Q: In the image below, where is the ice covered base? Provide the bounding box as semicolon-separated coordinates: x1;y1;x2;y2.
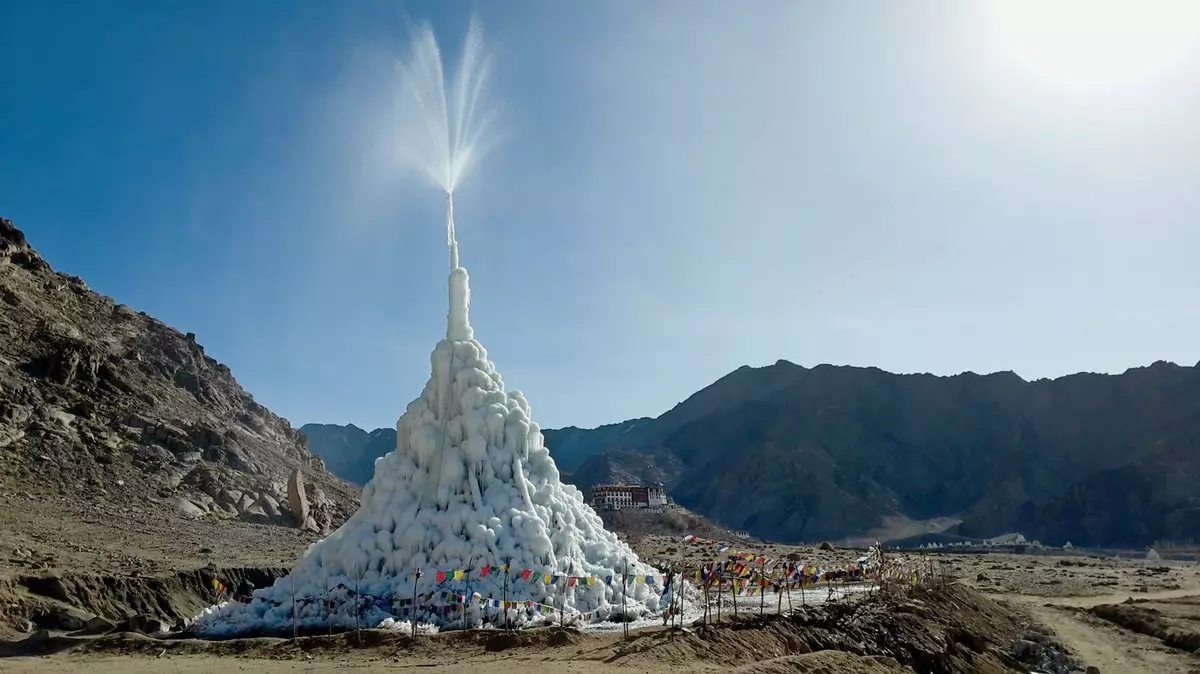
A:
193;268;661;636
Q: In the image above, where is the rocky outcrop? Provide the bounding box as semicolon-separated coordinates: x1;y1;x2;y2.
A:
287;469;310;529
0;217;358;529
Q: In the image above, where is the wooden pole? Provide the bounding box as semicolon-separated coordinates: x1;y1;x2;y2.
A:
323;574;331;636
759;560;765;618
502;561;510;632
412;568;420;639
716;568;723;624
462;568;470;630
776;566;784;615
679;565;687;627
732;578;738;619
559;565;568;629
785;564;793;614
622;560;629;639
291;577;297;640
354;571;361;645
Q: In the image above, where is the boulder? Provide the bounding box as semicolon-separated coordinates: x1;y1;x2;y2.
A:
256;494;281;518
216;489;243;507
236;493;257;513
819;541;835;551
174;498;206;519
51;608;87;631
302;515;320;533
288;469;309;527
83;616;116;634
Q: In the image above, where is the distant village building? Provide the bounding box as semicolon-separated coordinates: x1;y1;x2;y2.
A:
589;483;667;510
733;531;751;540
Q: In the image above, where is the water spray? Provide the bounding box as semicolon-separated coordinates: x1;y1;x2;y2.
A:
447;191;458;271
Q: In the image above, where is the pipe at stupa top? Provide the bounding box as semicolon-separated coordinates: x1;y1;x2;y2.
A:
446;194;473;342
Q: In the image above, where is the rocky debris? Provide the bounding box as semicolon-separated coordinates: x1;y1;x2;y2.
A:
0;216;357;536
287;469;309;528
1009;629;1079;674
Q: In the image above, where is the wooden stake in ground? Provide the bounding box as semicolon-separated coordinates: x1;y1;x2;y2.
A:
732;578;738;619
776;567;784;615
291;577;298;640
323;573;331;636
461;568;470;630
412;568;422;639
759;559;766;617
502;561;510;632
559;564;569;628
801;569;807;607
716;568;723;624
621;559;629;640
353;570;362;645
681;561;691;623
785;563;793;614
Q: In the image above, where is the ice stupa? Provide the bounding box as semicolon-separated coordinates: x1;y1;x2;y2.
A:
195;198;661;636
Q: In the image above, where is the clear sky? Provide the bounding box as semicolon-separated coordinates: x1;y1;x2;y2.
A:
2;1;1199;432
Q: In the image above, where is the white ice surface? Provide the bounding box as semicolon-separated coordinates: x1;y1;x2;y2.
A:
195;266;660;636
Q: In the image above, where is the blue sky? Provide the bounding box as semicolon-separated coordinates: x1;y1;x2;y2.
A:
2;1;1199;432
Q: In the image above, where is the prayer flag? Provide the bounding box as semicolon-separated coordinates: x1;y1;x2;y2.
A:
454;570;465;581
480;565;491;578
435;571;447;583
567;576;577;587
521;569;533;581
586;577;596;586
543;573;552;584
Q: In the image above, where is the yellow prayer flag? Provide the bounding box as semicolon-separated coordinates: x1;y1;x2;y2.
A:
543;573;552;584
586;576;596;586
635;575;645;585
454;570;464;581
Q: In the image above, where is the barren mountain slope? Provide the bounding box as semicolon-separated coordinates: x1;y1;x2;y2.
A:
0;217;358;543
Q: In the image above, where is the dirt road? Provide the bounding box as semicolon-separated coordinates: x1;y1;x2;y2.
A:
1002;584;1200;674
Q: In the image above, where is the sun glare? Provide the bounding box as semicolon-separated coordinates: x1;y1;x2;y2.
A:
985;0;1200;93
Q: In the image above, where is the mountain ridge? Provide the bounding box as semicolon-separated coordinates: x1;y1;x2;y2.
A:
305;358;1200;548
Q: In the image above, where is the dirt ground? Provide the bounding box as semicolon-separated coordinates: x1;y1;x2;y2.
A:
3;500;1200;674
1;584;1044;674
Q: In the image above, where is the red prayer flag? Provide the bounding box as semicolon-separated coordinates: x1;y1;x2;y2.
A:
567;576;577;587
480;565;491;578
521;569;533;581
435;571;447;583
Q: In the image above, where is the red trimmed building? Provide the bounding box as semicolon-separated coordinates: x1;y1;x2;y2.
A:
589;483;667;510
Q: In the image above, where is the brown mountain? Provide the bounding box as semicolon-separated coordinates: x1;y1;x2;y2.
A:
544;359;1200;548
0;217;357;531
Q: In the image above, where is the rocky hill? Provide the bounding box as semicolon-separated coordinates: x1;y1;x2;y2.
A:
551;360;1200;548
0;217;358;533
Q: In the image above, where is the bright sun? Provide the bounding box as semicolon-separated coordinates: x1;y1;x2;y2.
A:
985;0;1200;92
